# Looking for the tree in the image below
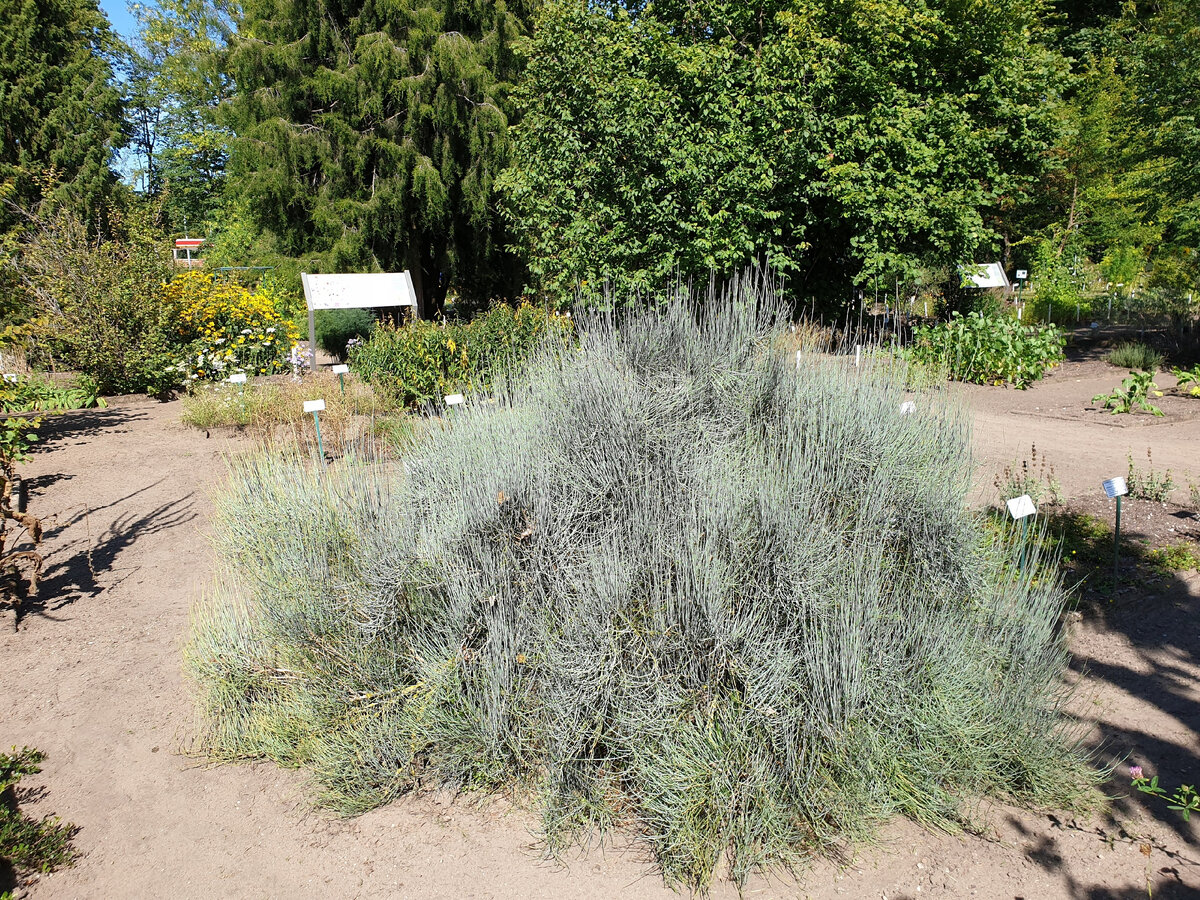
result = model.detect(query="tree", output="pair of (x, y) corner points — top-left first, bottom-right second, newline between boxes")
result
(118, 0), (236, 229)
(0, 0), (124, 231)
(225, 0), (537, 316)
(500, 0), (1068, 308)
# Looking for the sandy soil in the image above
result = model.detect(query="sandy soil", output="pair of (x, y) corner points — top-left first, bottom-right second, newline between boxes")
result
(3, 354), (1199, 899)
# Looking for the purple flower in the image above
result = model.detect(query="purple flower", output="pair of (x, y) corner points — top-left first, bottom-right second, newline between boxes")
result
(1130, 765), (1144, 780)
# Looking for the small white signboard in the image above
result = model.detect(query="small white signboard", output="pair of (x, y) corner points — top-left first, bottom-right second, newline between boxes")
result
(331, 364), (350, 375)
(1006, 494), (1037, 520)
(303, 399), (326, 414)
(228, 373), (247, 384)
(1102, 477), (1128, 499)
(444, 394), (465, 406)
(300, 271), (418, 371)
(899, 401), (916, 415)
(1016, 269), (1028, 280)
(300, 272), (417, 312)
(3, 373), (17, 383)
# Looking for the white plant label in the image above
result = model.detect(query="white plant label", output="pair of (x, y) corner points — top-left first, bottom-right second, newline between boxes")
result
(1016, 269), (1028, 280)
(854, 345), (861, 367)
(2, 373), (17, 383)
(1102, 477), (1128, 499)
(795, 349), (802, 369)
(331, 364), (350, 375)
(1006, 494), (1037, 520)
(899, 401), (916, 415)
(303, 399), (326, 413)
(228, 373), (247, 384)
(444, 394), (465, 406)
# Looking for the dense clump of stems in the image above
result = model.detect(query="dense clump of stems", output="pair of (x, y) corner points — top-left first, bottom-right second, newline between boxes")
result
(187, 276), (1095, 890)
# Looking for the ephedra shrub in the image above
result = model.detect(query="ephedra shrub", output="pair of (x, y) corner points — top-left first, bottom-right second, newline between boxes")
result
(187, 278), (1095, 889)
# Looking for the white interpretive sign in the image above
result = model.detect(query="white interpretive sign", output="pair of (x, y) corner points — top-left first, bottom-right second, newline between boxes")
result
(899, 401), (916, 415)
(444, 394), (465, 406)
(300, 271), (418, 370)
(1006, 494), (1037, 520)
(1102, 477), (1128, 499)
(303, 399), (326, 414)
(331, 364), (350, 375)
(300, 272), (416, 312)
(1015, 269), (1028, 280)
(228, 373), (247, 384)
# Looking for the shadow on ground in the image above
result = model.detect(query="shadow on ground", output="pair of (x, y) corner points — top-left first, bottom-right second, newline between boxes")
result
(13, 493), (197, 627)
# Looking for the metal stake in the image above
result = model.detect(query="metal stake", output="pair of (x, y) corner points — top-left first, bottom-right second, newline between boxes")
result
(312, 410), (325, 463)
(1114, 494), (1122, 578)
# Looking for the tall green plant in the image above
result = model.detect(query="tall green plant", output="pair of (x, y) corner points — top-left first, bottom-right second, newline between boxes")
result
(907, 312), (1065, 388)
(189, 280), (1096, 890)
(225, 0), (537, 314)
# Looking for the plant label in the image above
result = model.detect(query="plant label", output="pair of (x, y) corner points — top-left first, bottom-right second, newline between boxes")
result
(2, 373), (17, 383)
(444, 394), (465, 406)
(899, 401), (916, 415)
(1016, 269), (1028, 280)
(795, 349), (802, 369)
(303, 399), (326, 413)
(1102, 477), (1128, 499)
(331, 364), (350, 375)
(228, 373), (247, 384)
(1006, 494), (1036, 520)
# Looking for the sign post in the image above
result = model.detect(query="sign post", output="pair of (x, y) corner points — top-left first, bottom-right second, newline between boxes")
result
(1102, 477), (1129, 578)
(1006, 494), (1037, 574)
(300, 272), (418, 373)
(331, 363), (350, 396)
(304, 399), (327, 463)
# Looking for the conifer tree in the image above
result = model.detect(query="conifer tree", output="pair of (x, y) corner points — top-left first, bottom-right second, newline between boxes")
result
(0, 0), (125, 230)
(226, 0), (537, 315)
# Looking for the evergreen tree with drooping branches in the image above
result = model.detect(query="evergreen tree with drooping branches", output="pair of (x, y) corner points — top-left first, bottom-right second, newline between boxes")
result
(0, 0), (125, 232)
(225, 0), (537, 316)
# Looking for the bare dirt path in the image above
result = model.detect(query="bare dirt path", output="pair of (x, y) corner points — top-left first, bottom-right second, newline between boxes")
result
(3, 369), (1199, 899)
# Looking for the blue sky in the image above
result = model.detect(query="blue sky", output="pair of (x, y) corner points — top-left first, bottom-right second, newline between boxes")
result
(98, 0), (137, 41)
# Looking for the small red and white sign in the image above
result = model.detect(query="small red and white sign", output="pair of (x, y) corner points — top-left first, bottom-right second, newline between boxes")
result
(175, 238), (204, 249)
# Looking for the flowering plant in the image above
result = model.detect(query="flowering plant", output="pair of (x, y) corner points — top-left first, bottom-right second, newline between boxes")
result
(162, 273), (301, 381)
(1130, 766), (1200, 821)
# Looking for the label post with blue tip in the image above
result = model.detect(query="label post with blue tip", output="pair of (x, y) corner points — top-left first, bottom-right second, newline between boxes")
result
(332, 363), (349, 396)
(1102, 476), (1129, 578)
(1006, 494), (1037, 574)
(304, 399), (326, 463)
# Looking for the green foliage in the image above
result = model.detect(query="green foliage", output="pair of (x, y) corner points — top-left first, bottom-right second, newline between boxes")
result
(1131, 769), (1200, 822)
(1125, 450), (1175, 502)
(0, 0), (125, 233)
(0, 748), (76, 880)
(994, 445), (1063, 507)
(11, 199), (178, 396)
(1106, 342), (1162, 371)
(0, 374), (104, 413)
(349, 302), (572, 407)
(1145, 544), (1200, 574)
(225, 0), (535, 314)
(1092, 372), (1163, 416)
(501, 0), (1066, 305)
(314, 309), (374, 362)
(188, 283), (1097, 890)
(906, 312), (1066, 388)
(1173, 365), (1200, 397)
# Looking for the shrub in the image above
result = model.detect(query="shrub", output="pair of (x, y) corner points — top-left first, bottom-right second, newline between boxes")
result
(349, 302), (573, 406)
(162, 272), (301, 383)
(12, 201), (178, 396)
(906, 312), (1065, 388)
(314, 309), (375, 361)
(1126, 449), (1175, 503)
(188, 283), (1095, 889)
(1106, 342), (1162, 371)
